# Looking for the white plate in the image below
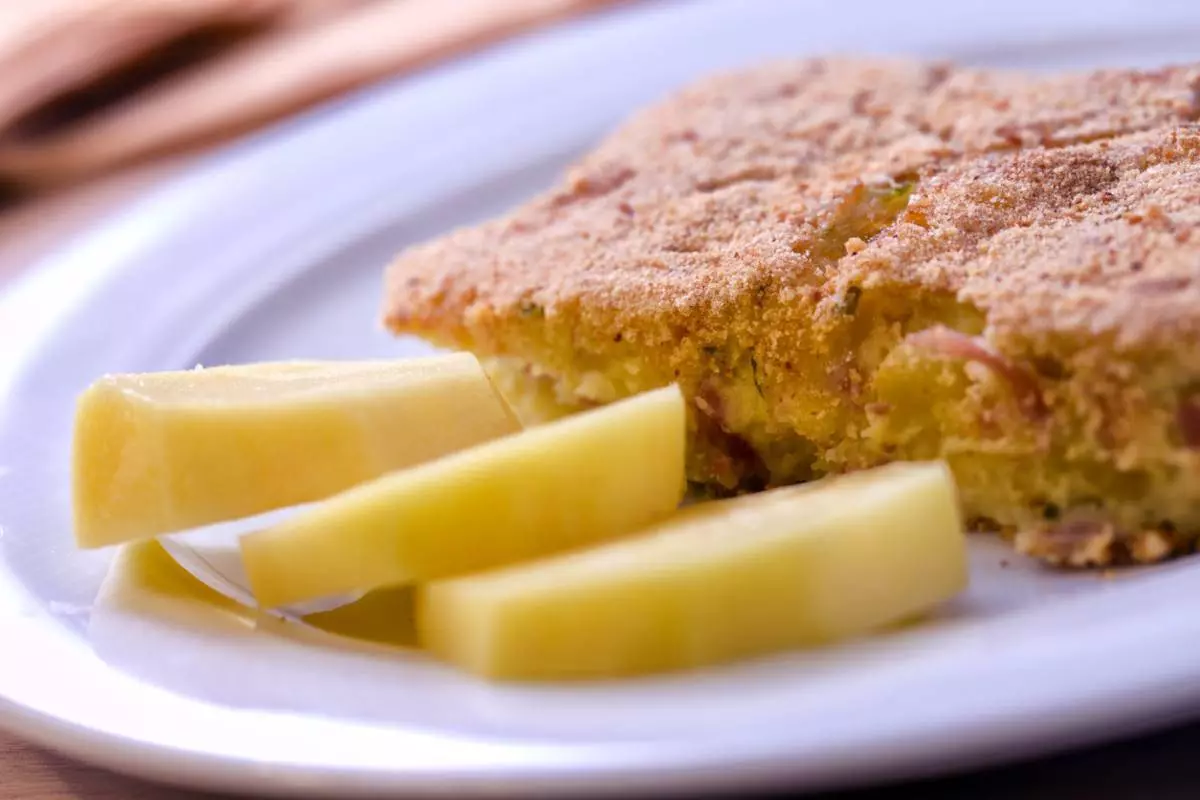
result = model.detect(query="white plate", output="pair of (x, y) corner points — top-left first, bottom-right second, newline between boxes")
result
(4, 1), (1200, 796)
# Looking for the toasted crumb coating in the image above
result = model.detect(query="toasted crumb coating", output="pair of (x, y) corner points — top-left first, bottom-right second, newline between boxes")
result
(383, 58), (1200, 566)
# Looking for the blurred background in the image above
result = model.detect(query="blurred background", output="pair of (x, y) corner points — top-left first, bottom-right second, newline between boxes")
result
(0, 0), (627, 282)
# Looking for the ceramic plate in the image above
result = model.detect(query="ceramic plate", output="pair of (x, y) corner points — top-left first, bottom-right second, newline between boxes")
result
(4, 1), (1200, 795)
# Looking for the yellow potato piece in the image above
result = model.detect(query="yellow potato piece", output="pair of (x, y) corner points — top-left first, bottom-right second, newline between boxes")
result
(99, 540), (246, 616)
(96, 540), (416, 648)
(240, 385), (687, 609)
(73, 355), (520, 548)
(418, 462), (967, 681)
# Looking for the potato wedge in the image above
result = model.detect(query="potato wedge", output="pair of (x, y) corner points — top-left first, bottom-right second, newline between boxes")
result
(240, 385), (686, 609)
(418, 461), (966, 680)
(73, 355), (519, 548)
(94, 540), (416, 648)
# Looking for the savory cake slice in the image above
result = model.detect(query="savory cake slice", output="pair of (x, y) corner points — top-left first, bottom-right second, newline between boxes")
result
(382, 57), (1200, 567)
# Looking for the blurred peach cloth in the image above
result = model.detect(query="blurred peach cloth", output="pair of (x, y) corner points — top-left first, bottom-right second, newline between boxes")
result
(0, 0), (630, 283)
(0, 0), (629, 191)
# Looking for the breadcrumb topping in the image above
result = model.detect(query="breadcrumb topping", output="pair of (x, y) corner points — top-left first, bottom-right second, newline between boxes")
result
(383, 58), (1200, 566)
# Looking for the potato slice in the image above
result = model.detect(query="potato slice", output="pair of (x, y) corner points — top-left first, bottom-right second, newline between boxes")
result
(418, 462), (966, 680)
(94, 540), (416, 648)
(240, 385), (687, 609)
(73, 355), (519, 548)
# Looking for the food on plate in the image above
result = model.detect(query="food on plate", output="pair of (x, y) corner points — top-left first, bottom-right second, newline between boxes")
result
(382, 57), (1200, 566)
(98, 540), (246, 617)
(240, 385), (686, 609)
(417, 461), (965, 680)
(95, 540), (417, 648)
(303, 587), (418, 648)
(72, 355), (519, 548)
(78, 359), (964, 679)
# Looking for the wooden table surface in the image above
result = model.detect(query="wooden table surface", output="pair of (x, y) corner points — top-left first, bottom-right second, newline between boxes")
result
(3, 166), (1200, 800)
(0, 735), (218, 800)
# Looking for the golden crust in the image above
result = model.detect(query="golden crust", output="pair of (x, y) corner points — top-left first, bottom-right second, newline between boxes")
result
(382, 58), (1200, 566)
(384, 58), (1200, 347)
(843, 127), (1200, 351)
